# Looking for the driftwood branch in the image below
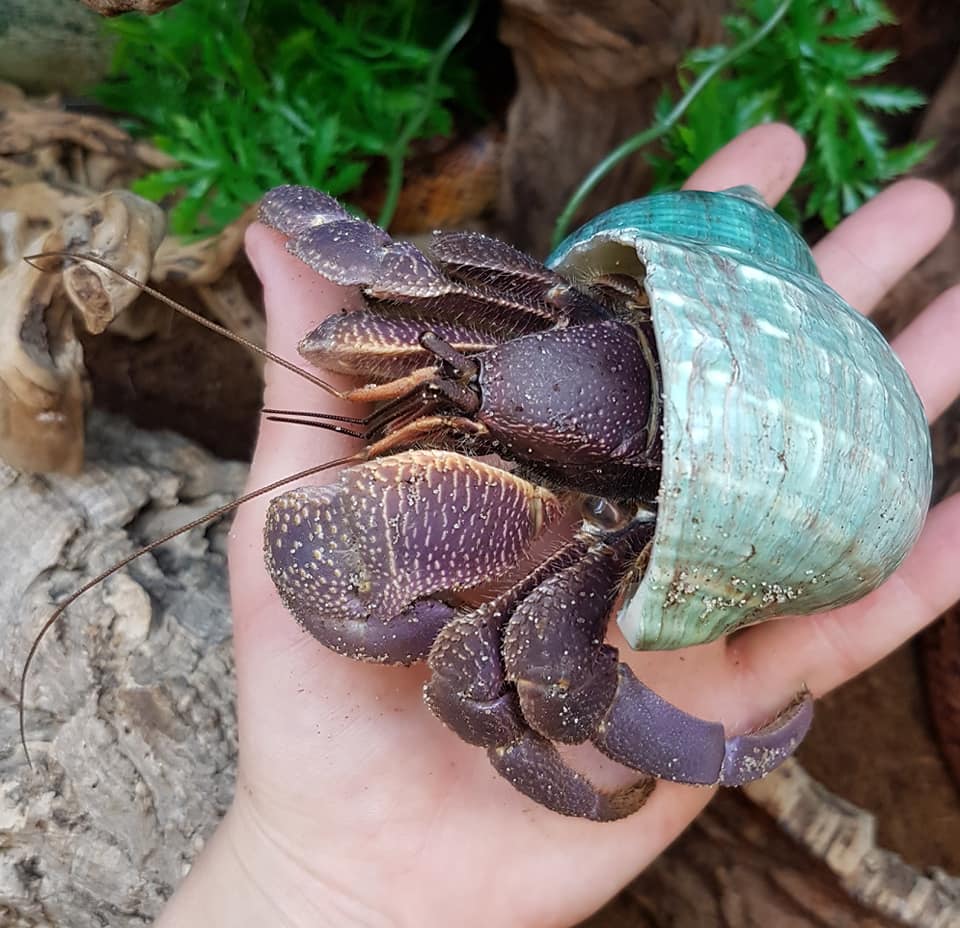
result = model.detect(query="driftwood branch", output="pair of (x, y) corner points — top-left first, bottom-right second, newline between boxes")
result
(744, 761), (960, 927)
(0, 191), (165, 474)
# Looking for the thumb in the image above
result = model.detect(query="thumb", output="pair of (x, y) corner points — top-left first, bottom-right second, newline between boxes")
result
(227, 222), (365, 650)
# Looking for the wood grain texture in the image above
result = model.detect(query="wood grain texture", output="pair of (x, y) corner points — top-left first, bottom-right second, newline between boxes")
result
(498, 0), (729, 253)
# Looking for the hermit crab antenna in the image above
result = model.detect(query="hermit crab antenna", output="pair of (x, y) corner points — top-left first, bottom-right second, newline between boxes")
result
(264, 415), (367, 438)
(261, 408), (369, 425)
(22, 251), (345, 399)
(18, 451), (363, 769)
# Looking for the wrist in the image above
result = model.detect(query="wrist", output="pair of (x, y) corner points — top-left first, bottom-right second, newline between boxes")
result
(156, 799), (395, 928)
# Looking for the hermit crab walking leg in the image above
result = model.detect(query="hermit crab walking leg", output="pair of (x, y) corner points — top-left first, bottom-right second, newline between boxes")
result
(426, 511), (812, 820)
(426, 535), (657, 822)
(500, 518), (813, 787)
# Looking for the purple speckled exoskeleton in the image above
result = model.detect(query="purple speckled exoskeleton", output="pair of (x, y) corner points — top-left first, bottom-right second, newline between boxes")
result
(257, 184), (930, 821)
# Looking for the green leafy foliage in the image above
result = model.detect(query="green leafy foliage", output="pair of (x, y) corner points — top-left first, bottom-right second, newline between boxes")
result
(95, 0), (480, 236)
(651, 0), (933, 227)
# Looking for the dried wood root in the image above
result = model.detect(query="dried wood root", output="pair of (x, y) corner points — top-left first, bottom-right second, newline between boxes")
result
(744, 759), (960, 927)
(0, 191), (165, 473)
(0, 82), (264, 468)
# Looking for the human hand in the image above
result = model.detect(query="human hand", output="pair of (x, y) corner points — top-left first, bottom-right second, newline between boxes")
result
(158, 124), (960, 927)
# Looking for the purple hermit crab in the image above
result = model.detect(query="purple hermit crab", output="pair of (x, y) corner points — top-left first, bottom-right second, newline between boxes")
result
(257, 184), (930, 821)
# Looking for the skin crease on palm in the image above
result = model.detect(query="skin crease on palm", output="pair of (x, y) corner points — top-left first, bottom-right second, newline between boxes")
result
(156, 124), (960, 928)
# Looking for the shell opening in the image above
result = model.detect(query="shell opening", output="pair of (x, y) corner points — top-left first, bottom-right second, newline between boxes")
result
(557, 240), (647, 291)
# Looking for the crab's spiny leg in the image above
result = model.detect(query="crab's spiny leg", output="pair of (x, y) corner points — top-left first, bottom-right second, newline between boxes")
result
(495, 514), (813, 785)
(427, 540), (587, 743)
(500, 518), (814, 785)
(300, 311), (497, 380)
(286, 222), (561, 333)
(592, 667), (813, 786)
(259, 185), (355, 236)
(260, 186), (570, 334)
(264, 450), (561, 665)
(428, 231), (609, 325)
(502, 518), (656, 743)
(426, 542), (655, 821)
(337, 236), (562, 333)
(428, 230), (561, 294)
(488, 729), (655, 821)
(718, 691), (813, 785)
(429, 230), (625, 327)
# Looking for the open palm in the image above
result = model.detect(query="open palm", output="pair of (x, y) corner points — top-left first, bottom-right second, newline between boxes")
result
(159, 125), (960, 928)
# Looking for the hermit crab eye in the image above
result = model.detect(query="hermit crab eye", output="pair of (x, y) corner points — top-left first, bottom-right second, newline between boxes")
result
(581, 496), (630, 530)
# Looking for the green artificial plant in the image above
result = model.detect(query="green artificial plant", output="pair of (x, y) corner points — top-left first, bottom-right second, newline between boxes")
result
(95, 0), (479, 237)
(553, 0), (932, 245)
(650, 0), (932, 227)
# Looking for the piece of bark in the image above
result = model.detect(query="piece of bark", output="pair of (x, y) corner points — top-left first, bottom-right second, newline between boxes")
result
(0, 411), (243, 926)
(0, 190), (165, 474)
(0, 1), (113, 94)
(497, 0), (728, 253)
(355, 127), (504, 235)
(745, 760), (960, 926)
(195, 271), (266, 376)
(80, 0), (182, 14)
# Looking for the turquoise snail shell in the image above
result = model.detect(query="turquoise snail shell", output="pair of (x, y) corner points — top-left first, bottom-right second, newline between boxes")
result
(548, 186), (932, 650)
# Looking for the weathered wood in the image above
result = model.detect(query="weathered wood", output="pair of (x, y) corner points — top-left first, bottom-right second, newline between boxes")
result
(497, 0), (729, 253)
(0, 2), (112, 93)
(746, 761), (960, 927)
(584, 788), (903, 928)
(80, 0), (182, 15)
(0, 412), (243, 926)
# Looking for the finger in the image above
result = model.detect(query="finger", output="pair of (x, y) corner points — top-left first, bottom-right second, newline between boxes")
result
(243, 222), (365, 485)
(229, 224), (365, 651)
(727, 492), (960, 709)
(892, 283), (960, 421)
(812, 178), (954, 314)
(682, 123), (806, 204)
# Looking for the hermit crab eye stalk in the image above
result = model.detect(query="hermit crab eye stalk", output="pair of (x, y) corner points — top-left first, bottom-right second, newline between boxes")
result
(581, 496), (634, 531)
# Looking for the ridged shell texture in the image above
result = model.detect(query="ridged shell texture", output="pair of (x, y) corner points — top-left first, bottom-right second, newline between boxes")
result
(549, 187), (931, 649)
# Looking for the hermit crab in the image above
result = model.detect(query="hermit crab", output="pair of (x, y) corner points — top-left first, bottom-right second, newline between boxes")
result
(257, 184), (931, 821)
